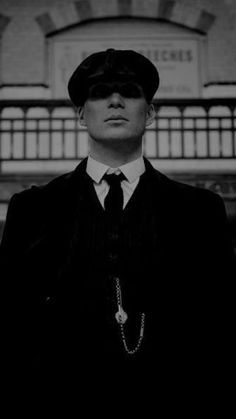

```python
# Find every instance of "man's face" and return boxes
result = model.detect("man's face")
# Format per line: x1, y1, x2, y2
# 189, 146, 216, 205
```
78, 80, 155, 146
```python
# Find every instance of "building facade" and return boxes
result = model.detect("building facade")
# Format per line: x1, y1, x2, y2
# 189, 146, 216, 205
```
0, 0, 236, 246
1, 0, 236, 99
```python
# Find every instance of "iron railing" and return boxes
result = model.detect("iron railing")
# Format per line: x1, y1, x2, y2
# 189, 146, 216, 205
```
0, 98, 235, 172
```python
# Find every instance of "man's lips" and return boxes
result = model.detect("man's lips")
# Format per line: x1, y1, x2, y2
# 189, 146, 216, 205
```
104, 115, 128, 122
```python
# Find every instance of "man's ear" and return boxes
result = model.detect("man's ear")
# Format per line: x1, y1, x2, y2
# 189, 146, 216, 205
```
145, 104, 156, 127
78, 106, 87, 127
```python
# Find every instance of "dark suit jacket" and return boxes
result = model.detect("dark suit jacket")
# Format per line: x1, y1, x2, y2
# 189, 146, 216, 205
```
1, 157, 235, 408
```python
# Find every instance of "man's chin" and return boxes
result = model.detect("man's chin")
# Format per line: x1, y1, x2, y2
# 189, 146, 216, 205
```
90, 130, 143, 145
94, 134, 131, 143
100, 138, 137, 149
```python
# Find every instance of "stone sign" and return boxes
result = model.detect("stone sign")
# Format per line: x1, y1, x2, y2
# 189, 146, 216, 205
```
51, 38, 201, 99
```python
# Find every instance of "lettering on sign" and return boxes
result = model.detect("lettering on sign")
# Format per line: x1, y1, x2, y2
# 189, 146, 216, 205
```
52, 38, 201, 98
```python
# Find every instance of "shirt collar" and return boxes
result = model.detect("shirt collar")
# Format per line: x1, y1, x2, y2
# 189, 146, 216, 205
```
86, 155, 145, 184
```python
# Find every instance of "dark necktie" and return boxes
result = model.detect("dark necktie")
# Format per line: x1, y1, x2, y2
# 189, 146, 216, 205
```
103, 173, 126, 214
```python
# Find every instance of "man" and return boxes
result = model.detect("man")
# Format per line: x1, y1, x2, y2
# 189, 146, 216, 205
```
1, 49, 234, 407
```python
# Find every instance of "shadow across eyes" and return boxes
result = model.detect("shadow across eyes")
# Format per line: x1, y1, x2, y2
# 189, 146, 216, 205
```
87, 81, 144, 100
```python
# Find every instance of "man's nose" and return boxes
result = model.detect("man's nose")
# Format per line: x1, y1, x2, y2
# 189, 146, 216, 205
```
108, 92, 125, 107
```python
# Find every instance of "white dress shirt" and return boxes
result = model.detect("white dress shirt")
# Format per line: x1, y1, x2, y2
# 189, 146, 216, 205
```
86, 155, 146, 209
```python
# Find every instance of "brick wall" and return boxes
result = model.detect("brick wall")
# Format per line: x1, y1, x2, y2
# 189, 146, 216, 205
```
0, 0, 236, 91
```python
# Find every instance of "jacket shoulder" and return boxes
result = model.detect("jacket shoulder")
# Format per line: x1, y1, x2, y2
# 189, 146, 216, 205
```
8, 170, 74, 203
148, 162, 225, 212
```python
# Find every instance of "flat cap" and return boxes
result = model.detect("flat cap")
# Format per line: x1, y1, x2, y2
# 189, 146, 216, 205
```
68, 48, 159, 106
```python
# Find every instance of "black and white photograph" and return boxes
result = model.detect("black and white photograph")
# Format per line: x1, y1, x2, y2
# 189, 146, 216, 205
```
0, 0, 235, 414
